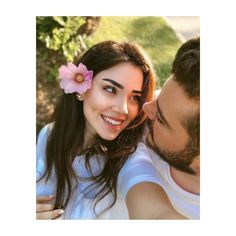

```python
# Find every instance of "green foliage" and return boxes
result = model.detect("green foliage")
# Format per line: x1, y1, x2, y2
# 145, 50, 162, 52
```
47, 65, 59, 82
37, 17, 87, 62
86, 16, 181, 87
37, 16, 181, 86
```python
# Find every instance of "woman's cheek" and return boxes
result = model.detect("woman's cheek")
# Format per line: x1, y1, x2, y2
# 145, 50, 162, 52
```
128, 105, 138, 121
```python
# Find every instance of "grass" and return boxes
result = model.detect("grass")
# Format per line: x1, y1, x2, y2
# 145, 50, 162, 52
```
85, 16, 181, 87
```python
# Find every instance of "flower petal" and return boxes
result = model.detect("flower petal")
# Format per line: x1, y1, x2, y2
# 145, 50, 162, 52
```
84, 71, 93, 81
76, 80, 92, 93
59, 77, 71, 89
67, 62, 79, 74
64, 80, 78, 94
77, 63, 88, 75
59, 65, 75, 80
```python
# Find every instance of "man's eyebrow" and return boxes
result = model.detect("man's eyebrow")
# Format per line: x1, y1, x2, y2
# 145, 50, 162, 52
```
103, 78, 142, 94
103, 78, 124, 89
156, 99, 171, 127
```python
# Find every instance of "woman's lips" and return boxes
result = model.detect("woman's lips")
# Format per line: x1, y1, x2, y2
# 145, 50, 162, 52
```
101, 114, 125, 126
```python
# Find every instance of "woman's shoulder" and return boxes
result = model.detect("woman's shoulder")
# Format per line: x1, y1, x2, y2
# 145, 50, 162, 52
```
36, 123, 54, 177
37, 123, 54, 142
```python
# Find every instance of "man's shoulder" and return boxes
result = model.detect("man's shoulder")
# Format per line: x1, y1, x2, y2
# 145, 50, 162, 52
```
126, 181, 186, 219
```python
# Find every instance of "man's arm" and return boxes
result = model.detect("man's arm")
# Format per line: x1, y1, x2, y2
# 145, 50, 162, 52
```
126, 182, 187, 219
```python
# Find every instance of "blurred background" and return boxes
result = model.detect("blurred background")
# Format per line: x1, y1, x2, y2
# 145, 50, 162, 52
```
36, 16, 200, 133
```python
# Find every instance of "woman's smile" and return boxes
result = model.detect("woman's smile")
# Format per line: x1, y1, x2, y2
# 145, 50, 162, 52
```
101, 114, 125, 127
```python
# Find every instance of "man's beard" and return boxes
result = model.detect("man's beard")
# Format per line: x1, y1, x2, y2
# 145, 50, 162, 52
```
147, 120, 199, 175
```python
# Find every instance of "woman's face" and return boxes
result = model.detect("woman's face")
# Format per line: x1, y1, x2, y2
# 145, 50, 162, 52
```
83, 62, 143, 142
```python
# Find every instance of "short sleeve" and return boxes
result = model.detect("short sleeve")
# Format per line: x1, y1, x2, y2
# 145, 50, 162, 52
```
36, 124, 57, 196
117, 143, 161, 198
36, 124, 52, 180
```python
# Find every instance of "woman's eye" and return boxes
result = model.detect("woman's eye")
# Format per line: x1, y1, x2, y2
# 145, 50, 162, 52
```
104, 86, 116, 94
131, 95, 141, 103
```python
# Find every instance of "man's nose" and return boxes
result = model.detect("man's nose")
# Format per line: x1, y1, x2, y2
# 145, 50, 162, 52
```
142, 100, 156, 120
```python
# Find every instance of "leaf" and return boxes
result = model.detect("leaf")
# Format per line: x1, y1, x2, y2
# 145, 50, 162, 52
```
53, 16, 66, 26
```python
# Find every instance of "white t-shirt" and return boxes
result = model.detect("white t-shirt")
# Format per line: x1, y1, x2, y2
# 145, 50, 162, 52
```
36, 124, 160, 219
147, 147, 200, 219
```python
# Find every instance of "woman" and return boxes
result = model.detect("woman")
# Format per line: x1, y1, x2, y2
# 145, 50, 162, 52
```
36, 40, 184, 219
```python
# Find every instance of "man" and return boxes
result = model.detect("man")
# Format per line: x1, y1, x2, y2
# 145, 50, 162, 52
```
126, 37, 200, 219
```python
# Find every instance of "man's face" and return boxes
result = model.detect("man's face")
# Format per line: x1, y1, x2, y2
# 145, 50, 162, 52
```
142, 76, 199, 174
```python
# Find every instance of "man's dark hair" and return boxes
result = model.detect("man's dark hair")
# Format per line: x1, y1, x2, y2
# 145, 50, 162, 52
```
172, 37, 200, 157
172, 37, 200, 98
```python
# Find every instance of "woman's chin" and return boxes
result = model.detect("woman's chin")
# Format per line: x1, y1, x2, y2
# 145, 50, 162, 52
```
101, 133, 119, 141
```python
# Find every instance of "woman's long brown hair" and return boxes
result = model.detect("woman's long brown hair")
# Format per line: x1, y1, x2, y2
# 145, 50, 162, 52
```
37, 41, 155, 217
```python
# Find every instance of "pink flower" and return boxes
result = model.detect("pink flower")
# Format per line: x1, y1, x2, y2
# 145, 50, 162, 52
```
59, 62, 93, 94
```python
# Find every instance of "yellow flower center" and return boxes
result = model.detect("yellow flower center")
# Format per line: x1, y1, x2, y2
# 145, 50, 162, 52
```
75, 74, 84, 83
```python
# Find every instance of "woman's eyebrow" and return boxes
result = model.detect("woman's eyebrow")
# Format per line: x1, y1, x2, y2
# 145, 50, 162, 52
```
102, 78, 123, 89
133, 90, 142, 94
102, 78, 142, 94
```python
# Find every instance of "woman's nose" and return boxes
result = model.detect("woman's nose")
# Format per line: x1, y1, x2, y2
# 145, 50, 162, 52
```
112, 98, 128, 114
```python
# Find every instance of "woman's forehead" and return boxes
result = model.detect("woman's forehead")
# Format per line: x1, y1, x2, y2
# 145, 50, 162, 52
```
94, 63, 144, 90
